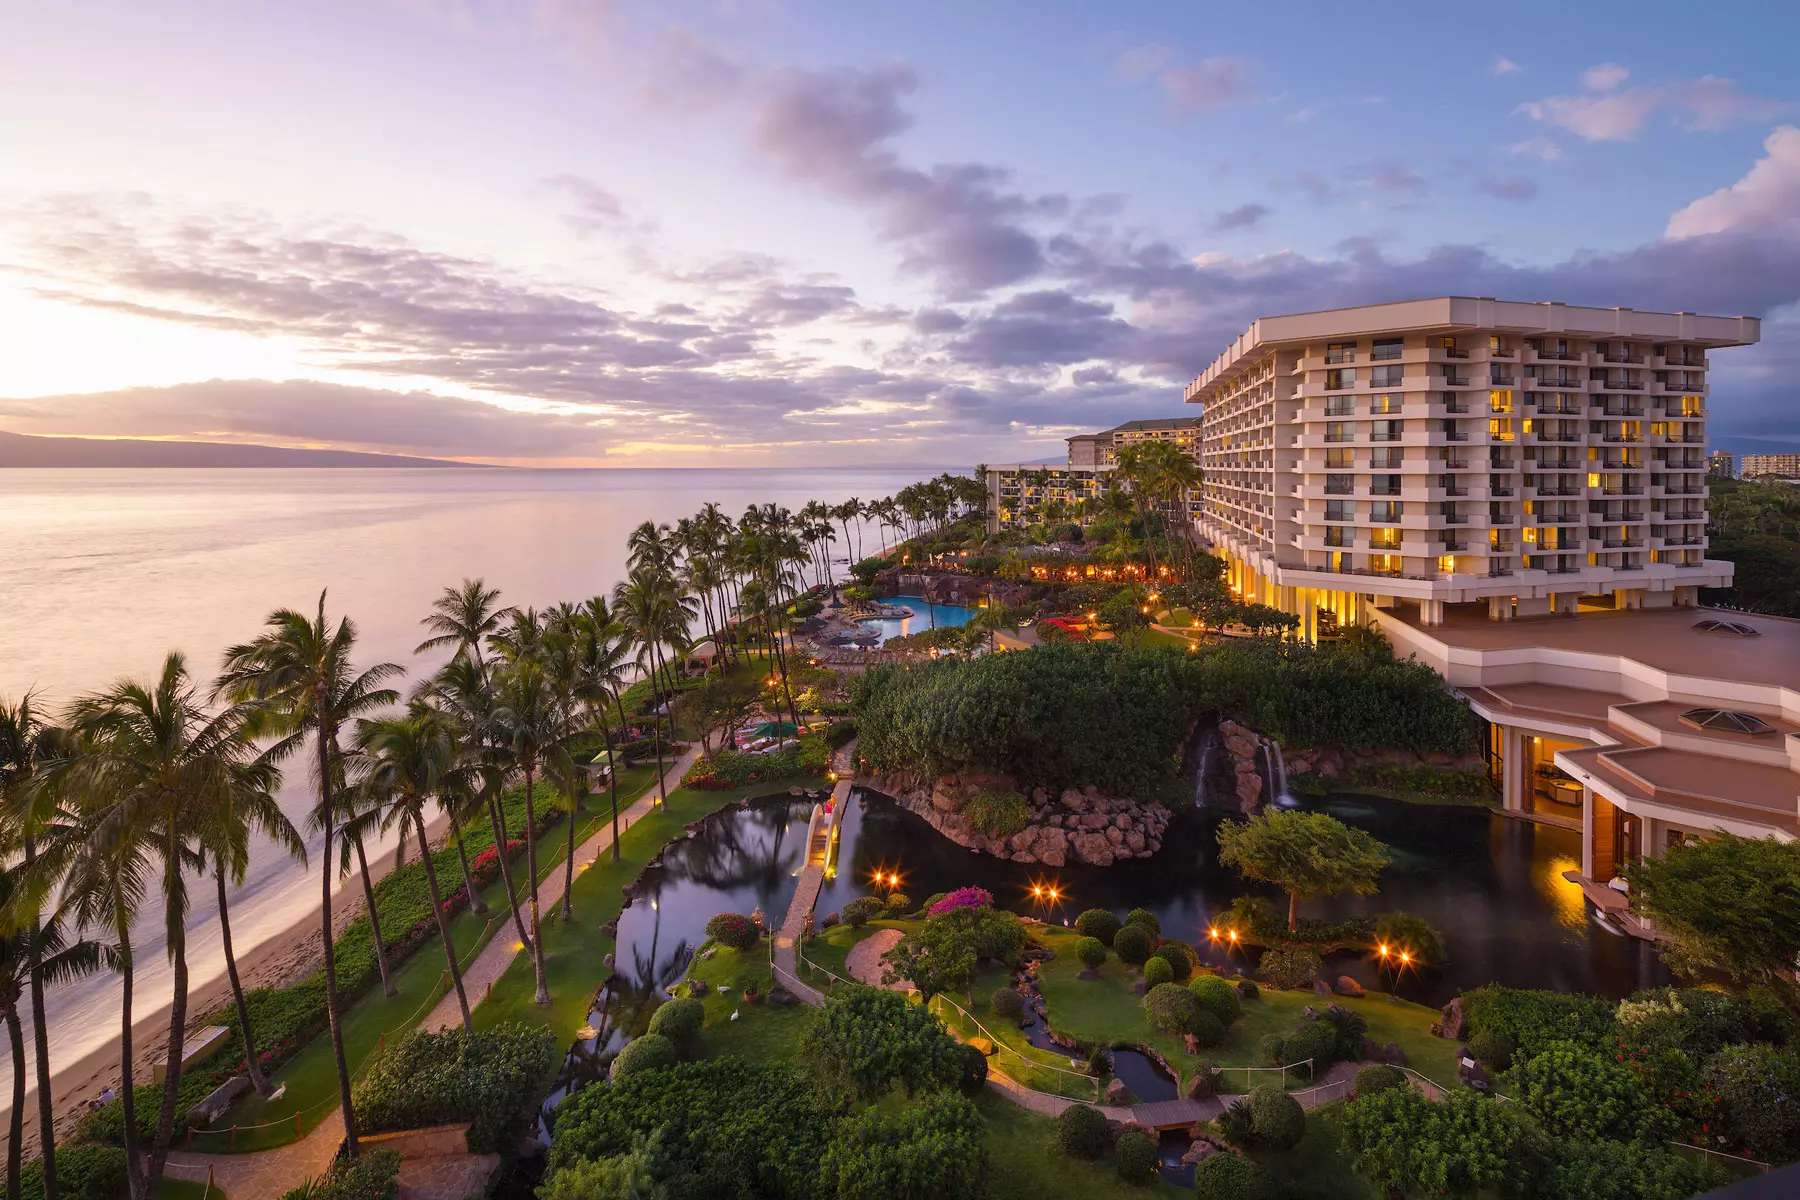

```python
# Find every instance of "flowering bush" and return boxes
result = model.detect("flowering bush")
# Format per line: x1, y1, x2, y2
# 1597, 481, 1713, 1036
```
929, 887, 994, 916
1035, 617, 1090, 643
706, 912, 760, 951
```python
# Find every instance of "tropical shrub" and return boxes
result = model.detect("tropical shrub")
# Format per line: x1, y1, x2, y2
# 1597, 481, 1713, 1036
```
546, 1059, 827, 1199
929, 887, 994, 915
821, 1091, 987, 1200
1143, 956, 1174, 988
1467, 1030, 1515, 1071
884, 892, 911, 914
1113, 1127, 1158, 1184
1247, 1084, 1306, 1150
1460, 985, 1615, 1057
990, 987, 1026, 1024
1236, 979, 1259, 1002
705, 912, 760, 951
1075, 936, 1107, 970
842, 897, 884, 928
19, 1146, 127, 1200
354, 1023, 558, 1154
1056, 1103, 1113, 1160
1615, 986, 1790, 1059
1149, 942, 1194, 983
1354, 1064, 1406, 1098
648, 997, 706, 1049
1112, 924, 1153, 967
1192, 1151, 1263, 1200
611, 1033, 678, 1080
1124, 908, 1161, 937
801, 986, 962, 1100
1074, 908, 1121, 946
1702, 1042, 1800, 1162
1145, 982, 1204, 1035
1274, 1020, 1338, 1070
1340, 1088, 1525, 1199
1542, 1138, 1726, 1200
1217, 1098, 1255, 1148
956, 1042, 989, 1095
681, 735, 831, 789
1318, 1004, 1369, 1061
279, 1150, 402, 1200
963, 789, 1029, 839
1258, 947, 1322, 989
1189, 976, 1242, 1027
824, 719, 858, 748
1189, 1010, 1226, 1049
1509, 1040, 1668, 1143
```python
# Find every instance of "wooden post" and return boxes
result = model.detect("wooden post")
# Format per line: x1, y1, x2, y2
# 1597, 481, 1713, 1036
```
295, 1112, 302, 1137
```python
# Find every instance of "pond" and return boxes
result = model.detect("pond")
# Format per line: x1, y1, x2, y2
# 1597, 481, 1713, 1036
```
813, 788, 1666, 1009
857, 593, 975, 644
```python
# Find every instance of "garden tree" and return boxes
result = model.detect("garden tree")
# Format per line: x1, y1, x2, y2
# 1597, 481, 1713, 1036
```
571, 596, 632, 864
62, 654, 279, 1196
615, 559, 695, 805
1216, 809, 1390, 932
1096, 589, 1152, 643
0, 870, 106, 1200
1056, 1104, 1112, 1159
487, 637, 567, 1006
1246, 1085, 1305, 1151
217, 591, 402, 1159
415, 577, 516, 669
354, 707, 476, 1031
1624, 833, 1800, 1012
1510, 1040, 1670, 1143
330, 755, 399, 999
538, 1130, 667, 1200
1145, 982, 1204, 1034
1111, 923, 1153, 966
610, 1033, 677, 1079
1193, 1151, 1265, 1200
1074, 908, 1120, 945
1702, 1042, 1800, 1162
880, 921, 976, 1005
1340, 1086, 1528, 1198
1074, 937, 1107, 971
801, 987, 963, 1101
1371, 911, 1447, 966
821, 1091, 986, 1200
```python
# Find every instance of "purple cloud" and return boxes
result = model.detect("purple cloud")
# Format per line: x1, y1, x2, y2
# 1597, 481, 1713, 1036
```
1210, 202, 1271, 231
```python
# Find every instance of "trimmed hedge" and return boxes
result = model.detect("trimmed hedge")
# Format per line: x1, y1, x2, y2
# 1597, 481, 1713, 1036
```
1073, 909, 1120, 946
279, 1149, 401, 1200
353, 1023, 559, 1154
682, 735, 830, 790
1057, 1104, 1112, 1159
20, 1146, 127, 1200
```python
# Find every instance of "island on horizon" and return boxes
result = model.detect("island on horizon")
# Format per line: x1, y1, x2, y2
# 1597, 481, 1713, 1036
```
0, 429, 485, 468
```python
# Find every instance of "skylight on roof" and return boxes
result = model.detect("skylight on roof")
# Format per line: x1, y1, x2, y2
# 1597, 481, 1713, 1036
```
1693, 618, 1761, 636
1679, 708, 1777, 736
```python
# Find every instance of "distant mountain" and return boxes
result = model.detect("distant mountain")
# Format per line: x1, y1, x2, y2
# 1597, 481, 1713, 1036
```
0, 430, 482, 468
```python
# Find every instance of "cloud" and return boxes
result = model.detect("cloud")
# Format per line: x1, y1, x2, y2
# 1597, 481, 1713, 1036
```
1477, 176, 1538, 202
1210, 203, 1271, 231
1491, 57, 1524, 77
1112, 43, 1174, 83
1072, 365, 1119, 385
1667, 126, 1800, 240
1159, 57, 1259, 115
942, 290, 1135, 373
1363, 162, 1429, 196
751, 65, 1062, 296
1519, 70, 1784, 140
1508, 137, 1563, 162
1293, 172, 1334, 204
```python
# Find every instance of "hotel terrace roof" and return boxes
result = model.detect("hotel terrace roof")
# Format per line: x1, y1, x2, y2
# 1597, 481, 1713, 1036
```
1183, 296, 1762, 401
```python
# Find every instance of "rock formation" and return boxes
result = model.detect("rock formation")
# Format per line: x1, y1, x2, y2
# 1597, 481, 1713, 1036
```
864, 771, 1171, 868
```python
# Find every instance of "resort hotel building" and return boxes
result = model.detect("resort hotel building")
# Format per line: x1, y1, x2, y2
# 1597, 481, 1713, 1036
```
985, 416, 1202, 531
1180, 297, 1800, 897
1739, 452, 1800, 479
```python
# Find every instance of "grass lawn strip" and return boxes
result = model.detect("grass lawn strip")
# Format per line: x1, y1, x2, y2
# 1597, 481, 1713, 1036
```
680, 943, 811, 1064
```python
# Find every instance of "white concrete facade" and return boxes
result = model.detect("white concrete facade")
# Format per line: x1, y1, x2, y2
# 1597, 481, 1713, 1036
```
1185, 298, 1760, 624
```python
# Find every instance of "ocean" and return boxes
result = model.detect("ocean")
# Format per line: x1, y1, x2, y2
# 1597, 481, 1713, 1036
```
0, 465, 938, 1112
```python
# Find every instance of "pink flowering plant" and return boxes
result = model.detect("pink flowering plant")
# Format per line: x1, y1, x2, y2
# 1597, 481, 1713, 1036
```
929, 886, 995, 915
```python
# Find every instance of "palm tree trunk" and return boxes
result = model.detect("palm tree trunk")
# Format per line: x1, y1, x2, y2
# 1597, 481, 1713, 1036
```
317, 724, 360, 1158
488, 793, 532, 951
216, 866, 271, 1095
117, 925, 146, 1199
523, 767, 550, 1005
1288, 890, 1301, 934
608, 691, 629, 860
25, 836, 59, 1200
145, 828, 188, 1195
647, 655, 668, 807
449, 812, 488, 916
415, 811, 471, 1032
7, 1004, 25, 1200
352, 834, 397, 997
560, 784, 578, 922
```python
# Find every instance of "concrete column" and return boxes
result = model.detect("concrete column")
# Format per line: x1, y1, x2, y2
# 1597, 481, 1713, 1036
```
1674, 585, 1700, 608
1618, 588, 1643, 610
1371, 594, 1396, 610
1501, 726, 1524, 813
1487, 595, 1514, 621
1552, 592, 1577, 615
1580, 787, 1596, 877
1420, 598, 1445, 626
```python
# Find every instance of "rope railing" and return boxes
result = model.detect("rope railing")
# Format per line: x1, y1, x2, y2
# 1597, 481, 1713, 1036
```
926, 992, 1103, 1103
1213, 1058, 1317, 1091
1668, 1141, 1771, 1174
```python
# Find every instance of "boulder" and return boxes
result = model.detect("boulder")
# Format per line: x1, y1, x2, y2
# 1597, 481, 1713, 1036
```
1439, 996, 1469, 1041
1032, 787, 1049, 804
1009, 826, 1041, 854
767, 985, 799, 1007
1185, 1071, 1215, 1100
1125, 830, 1146, 852
1105, 826, 1124, 846
1046, 814, 1063, 827
1011, 852, 1036, 863
1080, 813, 1109, 830
1131, 977, 1149, 996
930, 782, 967, 814
1077, 967, 1101, 981
1061, 788, 1089, 812
1383, 1042, 1406, 1065
1334, 975, 1366, 998
1312, 980, 1334, 999
1105, 1078, 1132, 1105
1113, 812, 1133, 830
1070, 832, 1114, 867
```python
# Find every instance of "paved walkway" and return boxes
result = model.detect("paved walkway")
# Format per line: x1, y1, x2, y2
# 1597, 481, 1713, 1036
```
423, 743, 703, 1031
167, 1110, 344, 1197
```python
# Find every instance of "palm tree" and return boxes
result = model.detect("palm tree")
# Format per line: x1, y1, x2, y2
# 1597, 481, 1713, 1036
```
0, 694, 74, 1200
489, 651, 566, 1006
426, 657, 525, 945
0, 872, 106, 1200
194, 752, 302, 1097
613, 566, 695, 807
416, 579, 516, 666
329, 764, 399, 998
574, 598, 631, 863
216, 592, 401, 1159
355, 708, 473, 1031
64, 654, 273, 1194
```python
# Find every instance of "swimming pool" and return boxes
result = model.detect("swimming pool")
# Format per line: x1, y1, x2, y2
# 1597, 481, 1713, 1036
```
858, 594, 975, 643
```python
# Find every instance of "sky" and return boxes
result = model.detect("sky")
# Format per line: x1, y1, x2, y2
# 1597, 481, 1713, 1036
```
2, 0, 1798, 467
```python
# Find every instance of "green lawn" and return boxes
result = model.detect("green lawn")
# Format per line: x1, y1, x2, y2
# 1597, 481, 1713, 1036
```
1243, 1103, 1375, 1200
1028, 926, 1460, 1093
156, 1180, 218, 1200
800, 918, 896, 985
200, 766, 659, 1150
977, 1090, 1187, 1200
680, 942, 812, 1063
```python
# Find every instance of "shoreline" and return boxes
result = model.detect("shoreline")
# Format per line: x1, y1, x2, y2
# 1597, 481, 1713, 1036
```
13, 818, 446, 1157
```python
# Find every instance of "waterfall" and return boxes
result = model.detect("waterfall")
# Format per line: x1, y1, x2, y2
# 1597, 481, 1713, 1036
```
1262, 740, 1294, 807
1193, 727, 1219, 808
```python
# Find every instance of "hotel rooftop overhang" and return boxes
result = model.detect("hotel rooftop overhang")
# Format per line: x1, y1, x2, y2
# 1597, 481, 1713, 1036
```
1183, 296, 1763, 403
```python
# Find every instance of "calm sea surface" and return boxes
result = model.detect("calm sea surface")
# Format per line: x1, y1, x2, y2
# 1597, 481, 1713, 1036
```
0, 466, 934, 1110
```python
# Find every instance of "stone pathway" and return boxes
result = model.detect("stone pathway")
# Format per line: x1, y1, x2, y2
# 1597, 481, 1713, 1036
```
396, 1150, 501, 1199
844, 928, 907, 990
422, 743, 703, 1032
167, 1110, 343, 1197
